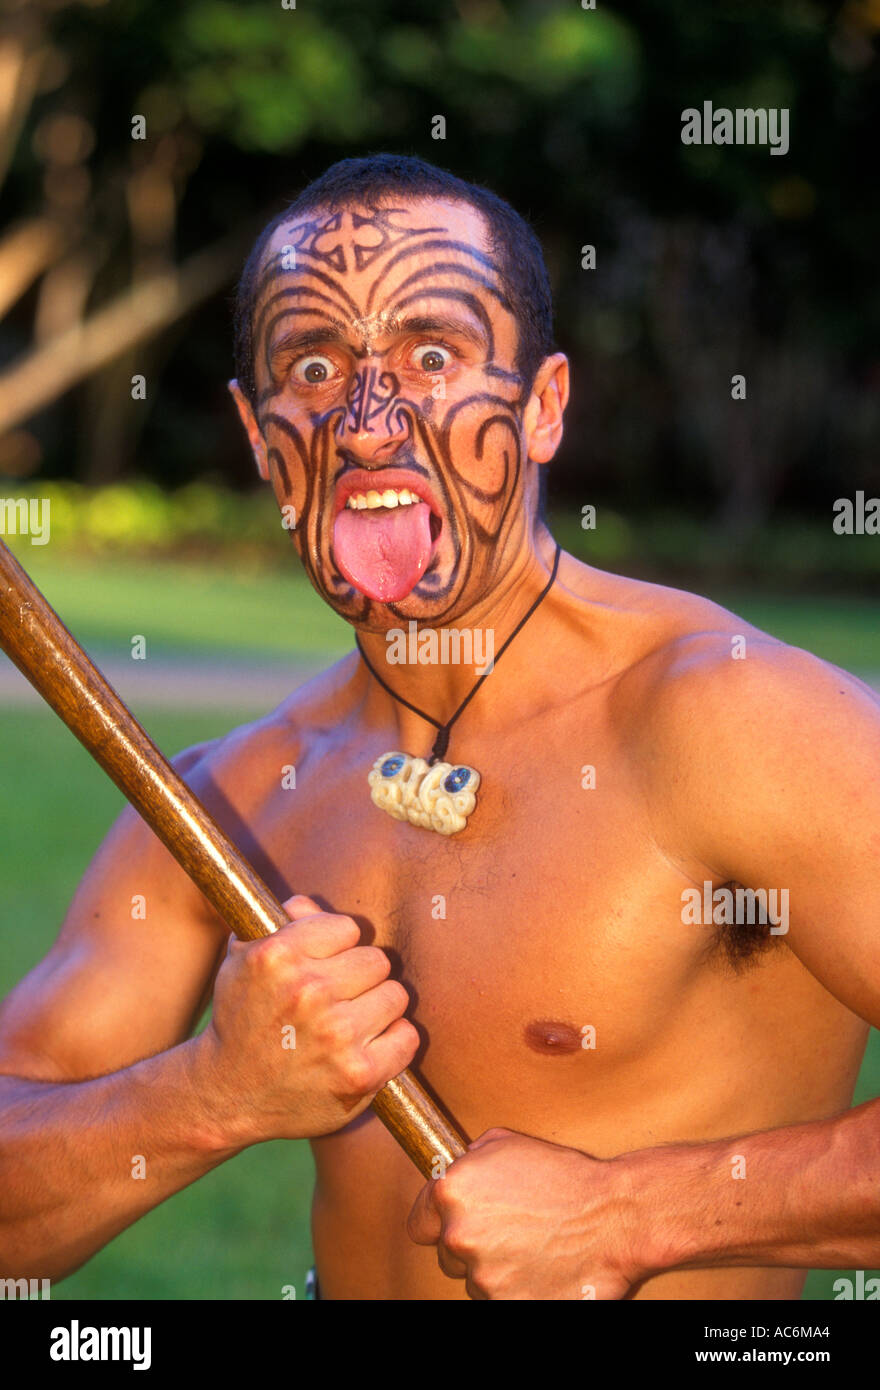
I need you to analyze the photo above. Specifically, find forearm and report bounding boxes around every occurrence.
[628,1097,880,1278]
[0,1037,243,1281]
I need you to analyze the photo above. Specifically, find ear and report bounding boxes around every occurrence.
[228,379,269,481]
[522,354,569,464]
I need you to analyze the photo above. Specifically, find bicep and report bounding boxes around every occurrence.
[0,790,227,1084]
[648,643,880,1026]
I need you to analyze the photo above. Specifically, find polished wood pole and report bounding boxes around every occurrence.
[0,538,466,1178]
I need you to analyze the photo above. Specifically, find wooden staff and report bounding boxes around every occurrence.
[0,537,466,1179]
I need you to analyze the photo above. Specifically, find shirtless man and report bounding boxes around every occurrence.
[1,154,879,1302]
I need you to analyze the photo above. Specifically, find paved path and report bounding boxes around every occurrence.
[0,647,326,711]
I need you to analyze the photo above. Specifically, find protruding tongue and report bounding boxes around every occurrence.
[333,501,434,602]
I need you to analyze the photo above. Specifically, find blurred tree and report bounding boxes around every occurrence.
[0,0,267,479]
[0,0,876,535]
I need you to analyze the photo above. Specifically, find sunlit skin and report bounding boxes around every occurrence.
[1,196,879,1302]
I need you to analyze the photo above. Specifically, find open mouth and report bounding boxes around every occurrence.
[342,486,443,542]
[332,474,443,602]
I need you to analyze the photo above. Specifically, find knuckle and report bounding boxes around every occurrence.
[468,1268,493,1299]
[439,1177,468,1216]
[323,1012,355,1049]
[338,1051,374,1095]
[432,1171,462,1212]
[442,1221,471,1256]
[293,974,331,1014]
[431,1180,452,1212]
[245,940,278,976]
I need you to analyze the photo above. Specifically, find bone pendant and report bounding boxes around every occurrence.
[368,751,480,835]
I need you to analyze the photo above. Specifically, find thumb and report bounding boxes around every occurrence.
[406,1181,443,1247]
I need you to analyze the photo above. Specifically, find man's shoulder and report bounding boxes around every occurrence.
[573,563,762,671]
[604,573,880,785]
[593,568,862,697]
[591,574,880,898]
[172,649,360,795]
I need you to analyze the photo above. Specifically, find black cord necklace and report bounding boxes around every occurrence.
[359,543,562,836]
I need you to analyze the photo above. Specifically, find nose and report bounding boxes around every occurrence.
[335,364,411,463]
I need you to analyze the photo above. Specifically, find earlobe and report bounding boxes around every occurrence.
[228,378,270,481]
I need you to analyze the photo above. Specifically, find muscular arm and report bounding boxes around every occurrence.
[0,1049,239,1283]
[628,1097,880,1280]
[0,744,237,1281]
[629,637,880,1279]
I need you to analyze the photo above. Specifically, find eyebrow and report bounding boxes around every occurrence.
[388,314,488,349]
[269,325,348,361]
[268,312,489,362]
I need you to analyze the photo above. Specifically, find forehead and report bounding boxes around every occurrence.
[250,196,519,372]
[260,197,493,282]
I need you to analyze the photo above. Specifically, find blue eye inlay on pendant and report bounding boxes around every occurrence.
[381,755,405,778]
[443,767,471,793]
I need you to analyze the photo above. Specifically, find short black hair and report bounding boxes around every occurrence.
[233,152,555,407]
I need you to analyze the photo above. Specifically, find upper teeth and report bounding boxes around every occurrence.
[345,488,420,510]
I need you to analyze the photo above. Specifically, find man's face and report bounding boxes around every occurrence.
[234,197,551,629]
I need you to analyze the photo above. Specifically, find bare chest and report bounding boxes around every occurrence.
[227,695,860,1159]
[250,716,706,1101]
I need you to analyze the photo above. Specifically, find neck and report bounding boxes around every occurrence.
[354,526,561,758]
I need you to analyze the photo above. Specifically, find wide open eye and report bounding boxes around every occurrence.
[411,344,452,374]
[292,355,337,385]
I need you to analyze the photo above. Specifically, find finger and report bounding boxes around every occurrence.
[406,1182,443,1246]
[467,1126,514,1151]
[282,894,324,920]
[343,978,412,1045]
[226,912,357,969]
[362,1015,420,1088]
[285,911,362,960]
[437,1244,468,1281]
[317,944,392,1000]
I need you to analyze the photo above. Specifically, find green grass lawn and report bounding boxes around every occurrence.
[9,551,352,661]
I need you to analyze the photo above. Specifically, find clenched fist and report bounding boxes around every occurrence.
[193,895,419,1145]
